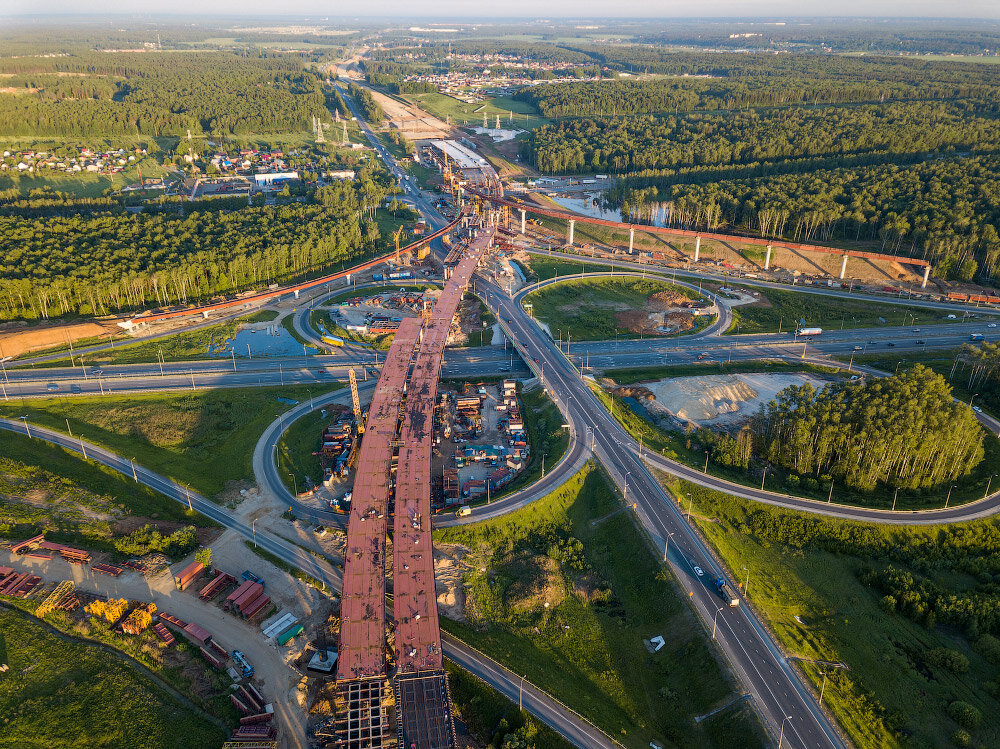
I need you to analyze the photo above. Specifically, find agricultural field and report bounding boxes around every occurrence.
[435,464,766,749]
[524,275,709,341]
[726,286,976,335]
[0,605,226,748]
[0,384,342,498]
[669,476,1000,749]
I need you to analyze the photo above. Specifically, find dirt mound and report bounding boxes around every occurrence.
[648,290,695,310]
[612,384,655,402]
[0,320,115,359]
[614,308,695,336]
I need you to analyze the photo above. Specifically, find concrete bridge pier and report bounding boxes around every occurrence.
[294,289,301,299]
[202,310,210,319]
[839,254,849,280]
[922,266,931,289]
[567,219,575,246]
[693,236,701,262]
[629,227,635,252]
[520,209,526,235]
[764,245,772,270]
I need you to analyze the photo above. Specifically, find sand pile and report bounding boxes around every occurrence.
[647,373,825,425]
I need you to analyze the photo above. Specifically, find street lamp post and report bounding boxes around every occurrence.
[663,531,675,563]
[761,465,768,491]
[742,565,750,597]
[712,607,722,639]
[19,415,30,438]
[986,474,997,499]
[945,484,957,509]
[289,473,298,496]
[778,716,793,748]
[819,670,828,704]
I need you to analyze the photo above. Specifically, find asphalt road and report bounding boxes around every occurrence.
[478,276,845,749]
[0,414,619,749]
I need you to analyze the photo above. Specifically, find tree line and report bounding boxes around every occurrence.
[0,51,328,137]
[346,83,385,126]
[522,102,1000,174]
[0,175,397,320]
[750,367,983,491]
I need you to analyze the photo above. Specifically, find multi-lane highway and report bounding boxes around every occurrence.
[478,276,846,749]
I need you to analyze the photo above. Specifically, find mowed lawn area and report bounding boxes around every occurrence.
[726,286,967,334]
[524,275,706,341]
[435,464,765,749]
[0,384,342,498]
[667,474,1000,749]
[0,606,225,749]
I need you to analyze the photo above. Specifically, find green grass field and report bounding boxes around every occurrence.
[522,253,606,282]
[0,606,226,748]
[0,384,341,498]
[726,287,963,335]
[667,475,1000,749]
[276,406,331,494]
[435,464,765,749]
[0,429,214,548]
[402,91,551,130]
[524,275,706,341]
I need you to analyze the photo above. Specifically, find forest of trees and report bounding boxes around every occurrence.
[0,52,328,137]
[523,103,1000,174]
[347,82,385,126]
[0,175,396,320]
[752,367,984,491]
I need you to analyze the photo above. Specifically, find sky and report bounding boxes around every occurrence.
[10,1,1000,19]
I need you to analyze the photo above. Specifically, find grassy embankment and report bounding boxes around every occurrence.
[0,429,214,550]
[0,605,228,748]
[668,475,1000,748]
[435,464,766,749]
[0,384,342,499]
[589,368,1000,511]
[39,310,280,368]
[524,275,708,341]
[445,661,576,749]
[727,286,971,335]
[276,407,332,494]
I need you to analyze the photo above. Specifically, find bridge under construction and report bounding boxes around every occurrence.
[333,226,496,748]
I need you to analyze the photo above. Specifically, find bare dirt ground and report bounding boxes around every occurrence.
[0,320,116,359]
[366,88,453,140]
[434,543,472,622]
[0,544,313,749]
[643,372,827,427]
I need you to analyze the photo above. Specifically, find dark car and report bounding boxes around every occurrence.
[887,342,896,347]
[916,340,926,345]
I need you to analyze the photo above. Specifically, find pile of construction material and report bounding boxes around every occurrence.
[173,560,205,591]
[225,580,271,622]
[0,567,41,597]
[10,534,91,564]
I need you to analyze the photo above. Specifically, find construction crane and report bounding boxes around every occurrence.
[393,225,406,264]
[349,368,364,435]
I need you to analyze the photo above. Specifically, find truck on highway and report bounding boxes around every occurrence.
[321,335,345,348]
[715,576,740,607]
[795,327,823,337]
[970,333,985,342]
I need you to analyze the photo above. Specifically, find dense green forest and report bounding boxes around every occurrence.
[0,52,328,137]
[0,176,395,320]
[752,367,984,490]
[346,83,385,126]
[523,103,1000,174]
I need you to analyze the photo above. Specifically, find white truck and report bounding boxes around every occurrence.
[795,327,823,337]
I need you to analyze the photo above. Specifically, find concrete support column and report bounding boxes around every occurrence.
[764,245,772,270]
[694,236,701,262]
[629,227,635,253]
[293,289,300,299]
[520,209,526,235]
[921,266,931,289]
[202,310,210,319]
[567,219,575,246]
[839,254,849,280]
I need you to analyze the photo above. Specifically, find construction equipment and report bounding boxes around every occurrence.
[349,369,364,435]
[232,649,255,679]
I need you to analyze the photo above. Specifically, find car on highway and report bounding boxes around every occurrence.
[887,342,896,347]
[70,384,82,393]
[916,340,926,345]
[693,566,704,577]
[46,383,59,391]
[868,340,878,345]
[853,345,863,351]
[973,406,983,413]
[990,323,998,328]
[913,328,921,332]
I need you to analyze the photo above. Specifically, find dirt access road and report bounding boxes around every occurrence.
[0,543,313,749]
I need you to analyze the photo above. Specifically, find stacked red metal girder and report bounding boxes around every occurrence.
[335,316,423,683]
[393,229,495,674]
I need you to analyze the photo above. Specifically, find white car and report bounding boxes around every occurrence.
[973,406,983,413]
[989,323,998,328]
[693,566,704,577]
